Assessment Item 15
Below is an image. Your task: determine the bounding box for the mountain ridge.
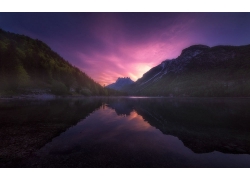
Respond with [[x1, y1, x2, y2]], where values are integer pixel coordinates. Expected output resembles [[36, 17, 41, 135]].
[[0, 28, 123, 96], [124, 44, 250, 97], [107, 77, 134, 90]]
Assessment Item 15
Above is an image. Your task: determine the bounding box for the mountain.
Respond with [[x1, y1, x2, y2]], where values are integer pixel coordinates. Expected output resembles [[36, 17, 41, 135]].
[[124, 44, 250, 97], [0, 28, 123, 96], [107, 77, 134, 90]]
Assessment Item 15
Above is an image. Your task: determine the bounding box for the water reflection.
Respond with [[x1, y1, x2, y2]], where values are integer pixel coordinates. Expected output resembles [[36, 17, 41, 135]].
[[30, 98, 250, 167], [0, 98, 103, 167], [131, 98, 250, 154], [1, 97, 250, 167]]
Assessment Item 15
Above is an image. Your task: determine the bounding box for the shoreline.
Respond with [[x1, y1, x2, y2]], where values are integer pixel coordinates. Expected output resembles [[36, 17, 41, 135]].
[[1, 94, 250, 101]]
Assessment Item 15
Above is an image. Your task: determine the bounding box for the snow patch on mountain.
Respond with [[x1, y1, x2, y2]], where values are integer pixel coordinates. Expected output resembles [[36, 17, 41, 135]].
[[138, 45, 210, 86]]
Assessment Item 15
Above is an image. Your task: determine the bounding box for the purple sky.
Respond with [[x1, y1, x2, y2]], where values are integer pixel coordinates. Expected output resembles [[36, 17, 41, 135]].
[[1, 13, 250, 85]]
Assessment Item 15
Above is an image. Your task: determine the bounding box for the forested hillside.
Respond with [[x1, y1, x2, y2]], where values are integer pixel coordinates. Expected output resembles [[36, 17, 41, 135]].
[[0, 28, 122, 96]]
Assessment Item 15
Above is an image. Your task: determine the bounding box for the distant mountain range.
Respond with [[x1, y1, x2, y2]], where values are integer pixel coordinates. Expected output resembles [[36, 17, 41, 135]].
[[107, 77, 134, 90], [0, 28, 123, 96], [124, 44, 250, 97]]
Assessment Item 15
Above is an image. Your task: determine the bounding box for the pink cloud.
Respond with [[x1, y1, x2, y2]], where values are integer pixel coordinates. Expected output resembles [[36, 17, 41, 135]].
[[76, 14, 199, 85]]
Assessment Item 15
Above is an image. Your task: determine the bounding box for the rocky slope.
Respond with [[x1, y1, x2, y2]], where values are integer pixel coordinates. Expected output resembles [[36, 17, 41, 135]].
[[124, 44, 250, 97], [107, 77, 134, 90]]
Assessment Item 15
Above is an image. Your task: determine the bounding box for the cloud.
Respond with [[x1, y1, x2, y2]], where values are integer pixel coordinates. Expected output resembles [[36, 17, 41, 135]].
[[3, 13, 249, 85], [74, 13, 196, 85]]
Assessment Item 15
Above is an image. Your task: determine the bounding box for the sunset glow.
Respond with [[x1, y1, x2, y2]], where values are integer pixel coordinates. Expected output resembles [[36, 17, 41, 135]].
[[1, 13, 250, 85]]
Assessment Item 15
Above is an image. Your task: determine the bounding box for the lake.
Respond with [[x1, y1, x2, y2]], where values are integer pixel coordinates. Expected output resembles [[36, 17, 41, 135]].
[[1, 97, 250, 167]]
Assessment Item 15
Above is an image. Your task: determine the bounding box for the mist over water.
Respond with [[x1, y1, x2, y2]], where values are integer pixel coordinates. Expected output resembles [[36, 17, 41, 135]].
[[1, 97, 250, 167]]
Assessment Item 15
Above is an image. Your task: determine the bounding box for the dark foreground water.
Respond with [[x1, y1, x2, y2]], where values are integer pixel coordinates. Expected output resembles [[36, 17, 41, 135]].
[[1, 97, 250, 167]]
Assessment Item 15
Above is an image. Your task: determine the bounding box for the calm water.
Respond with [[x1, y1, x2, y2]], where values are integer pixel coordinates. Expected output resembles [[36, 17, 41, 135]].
[[1, 97, 250, 167]]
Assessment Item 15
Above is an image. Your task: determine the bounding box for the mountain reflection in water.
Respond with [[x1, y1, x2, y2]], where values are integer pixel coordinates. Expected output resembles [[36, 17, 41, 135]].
[[1, 97, 250, 167]]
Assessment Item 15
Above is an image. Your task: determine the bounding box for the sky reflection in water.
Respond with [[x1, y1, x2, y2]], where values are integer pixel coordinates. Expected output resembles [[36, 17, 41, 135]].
[[33, 101, 250, 168]]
